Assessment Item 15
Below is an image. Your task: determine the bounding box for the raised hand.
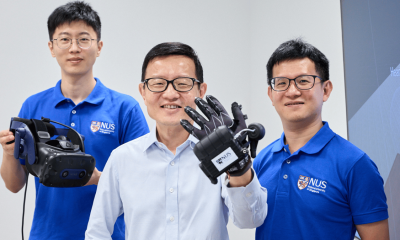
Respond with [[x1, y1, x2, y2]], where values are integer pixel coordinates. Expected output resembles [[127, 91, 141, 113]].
[[180, 95, 247, 141]]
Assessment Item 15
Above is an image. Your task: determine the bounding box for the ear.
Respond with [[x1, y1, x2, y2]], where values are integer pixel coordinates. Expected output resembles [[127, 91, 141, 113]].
[[139, 83, 147, 106], [48, 41, 56, 58], [267, 86, 274, 106], [322, 80, 333, 102], [199, 83, 207, 99], [96, 40, 103, 57]]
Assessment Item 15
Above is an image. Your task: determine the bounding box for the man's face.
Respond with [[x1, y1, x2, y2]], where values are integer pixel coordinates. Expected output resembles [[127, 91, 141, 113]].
[[139, 55, 207, 128], [48, 20, 103, 77], [267, 58, 332, 126]]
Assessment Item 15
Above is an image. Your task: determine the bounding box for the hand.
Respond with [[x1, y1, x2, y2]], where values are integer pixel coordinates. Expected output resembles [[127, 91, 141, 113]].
[[0, 129, 27, 193], [0, 130, 16, 157], [84, 167, 102, 186], [181, 95, 252, 181], [181, 95, 247, 141]]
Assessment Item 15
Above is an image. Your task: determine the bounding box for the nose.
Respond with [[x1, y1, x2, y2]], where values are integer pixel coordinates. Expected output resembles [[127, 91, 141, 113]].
[[162, 82, 180, 100], [285, 80, 301, 97], [69, 39, 81, 53]]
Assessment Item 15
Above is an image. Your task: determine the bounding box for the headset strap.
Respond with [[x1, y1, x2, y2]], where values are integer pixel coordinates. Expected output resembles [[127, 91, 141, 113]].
[[31, 119, 50, 142], [53, 128, 84, 151]]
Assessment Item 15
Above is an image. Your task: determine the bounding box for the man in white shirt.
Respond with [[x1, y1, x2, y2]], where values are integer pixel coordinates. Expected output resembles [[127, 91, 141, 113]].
[[85, 42, 268, 240]]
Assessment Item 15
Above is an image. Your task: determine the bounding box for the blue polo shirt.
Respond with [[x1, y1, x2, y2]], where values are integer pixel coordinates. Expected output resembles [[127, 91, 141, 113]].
[[18, 79, 149, 240], [253, 122, 388, 240]]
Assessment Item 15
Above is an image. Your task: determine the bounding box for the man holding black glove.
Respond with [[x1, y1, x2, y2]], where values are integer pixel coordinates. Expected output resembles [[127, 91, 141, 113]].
[[85, 42, 267, 240], [181, 96, 265, 185]]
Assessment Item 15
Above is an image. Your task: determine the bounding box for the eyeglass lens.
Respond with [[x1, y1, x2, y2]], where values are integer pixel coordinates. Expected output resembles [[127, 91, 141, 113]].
[[273, 75, 315, 91], [56, 34, 93, 49], [147, 78, 194, 92]]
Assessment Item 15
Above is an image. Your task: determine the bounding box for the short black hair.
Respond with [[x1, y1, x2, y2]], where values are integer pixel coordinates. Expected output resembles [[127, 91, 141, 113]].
[[141, 42, 204, 83], [47, 1, 101, 40], [266, 38, 329, 86]]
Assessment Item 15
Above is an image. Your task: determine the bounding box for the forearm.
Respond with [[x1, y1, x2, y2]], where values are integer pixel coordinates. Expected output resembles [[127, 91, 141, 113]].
[[223, 170, 268, 228], [356, 219, 389, 240], [84, 167, 102, 186], [0, 152, 27, 193]]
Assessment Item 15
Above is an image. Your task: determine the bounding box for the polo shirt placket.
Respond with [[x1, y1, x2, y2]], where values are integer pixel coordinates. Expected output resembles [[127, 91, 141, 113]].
[[70, 104, 79, 130]]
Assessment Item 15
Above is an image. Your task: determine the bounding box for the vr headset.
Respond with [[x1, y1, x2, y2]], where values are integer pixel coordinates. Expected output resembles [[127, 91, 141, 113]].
[[8, 117, 95, 187]]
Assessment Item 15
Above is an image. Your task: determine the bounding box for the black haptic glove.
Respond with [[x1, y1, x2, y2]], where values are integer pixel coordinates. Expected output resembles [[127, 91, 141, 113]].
[[180, 95, 265, 184]]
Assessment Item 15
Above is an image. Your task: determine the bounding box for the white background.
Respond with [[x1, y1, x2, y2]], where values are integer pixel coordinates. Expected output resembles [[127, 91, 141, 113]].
[[0, 1, 346, 239]]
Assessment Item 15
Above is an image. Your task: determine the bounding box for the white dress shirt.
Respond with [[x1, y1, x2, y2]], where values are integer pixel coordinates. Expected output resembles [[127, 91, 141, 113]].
[[85, 127, 268, 240]]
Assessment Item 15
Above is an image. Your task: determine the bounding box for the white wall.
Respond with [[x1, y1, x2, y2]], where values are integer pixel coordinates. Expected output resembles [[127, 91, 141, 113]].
[[0, 1, 346, 239]]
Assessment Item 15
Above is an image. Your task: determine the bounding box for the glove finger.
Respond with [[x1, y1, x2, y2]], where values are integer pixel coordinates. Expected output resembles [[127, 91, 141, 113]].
[[180, 119, 206, 140], [206, 95, 228, 115], [184, 106, 209, 131], [231, 102, 247, 133], [195, 97, 217, 121], [195, 97, 227, 130], [206, 95, 234, 128]]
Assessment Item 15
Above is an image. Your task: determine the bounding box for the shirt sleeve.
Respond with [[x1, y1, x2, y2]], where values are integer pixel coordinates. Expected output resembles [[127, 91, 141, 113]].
[[85, 152, 123, 240], [120, 102, 149, 145], [221, 169, 268, 229], [347, 154, 388, 225]]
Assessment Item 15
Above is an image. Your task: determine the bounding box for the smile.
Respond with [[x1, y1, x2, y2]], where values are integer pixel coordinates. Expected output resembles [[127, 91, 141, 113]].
[[162, 105, 181, 109]]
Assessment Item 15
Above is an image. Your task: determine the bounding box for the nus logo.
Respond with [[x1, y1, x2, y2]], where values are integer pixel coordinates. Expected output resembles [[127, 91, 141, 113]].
[[100, 122, 115, 130], [90, 121, 115, 134], [216, 152, 231, 164], [211, 147, 238, 171], [298, 174, 328, 193], [308, 178, 327, 189]]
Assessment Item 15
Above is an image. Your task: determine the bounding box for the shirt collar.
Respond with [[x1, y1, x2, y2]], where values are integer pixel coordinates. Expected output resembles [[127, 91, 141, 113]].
[[52, 80, 66, 107], [271, 122, 336, 154], [271, 131, 286, 153], [142, 125, 199, 153], [53, 78, 106, 107]]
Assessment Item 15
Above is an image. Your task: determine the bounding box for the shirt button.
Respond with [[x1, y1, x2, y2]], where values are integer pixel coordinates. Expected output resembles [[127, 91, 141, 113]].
[[286, 160, 291, 164], [283, 174, 288, 179], [169, 216, 174, 222], [246, 192, 253, 198], [71, 123, 75, 127], [170, 161, 175, 166], [169, 188, 174, 193], [283, 148, 287, 152], [72, 110, 76, 114]]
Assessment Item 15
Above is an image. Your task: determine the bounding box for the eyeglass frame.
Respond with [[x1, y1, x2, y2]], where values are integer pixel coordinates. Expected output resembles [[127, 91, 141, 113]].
[[51, 37, 98, 49], [143, 77, 202, 93], [269, 75, 324, 92]]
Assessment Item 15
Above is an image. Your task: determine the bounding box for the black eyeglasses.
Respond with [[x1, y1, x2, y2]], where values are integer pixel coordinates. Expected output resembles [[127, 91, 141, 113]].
[[144, 77, 201, 92], [269, 75, 323, 91]]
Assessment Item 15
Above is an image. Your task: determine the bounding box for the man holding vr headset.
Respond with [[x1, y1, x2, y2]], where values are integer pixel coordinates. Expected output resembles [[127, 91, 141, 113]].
[[0, 2, 148, 240], [85, 42, 268, 240]]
